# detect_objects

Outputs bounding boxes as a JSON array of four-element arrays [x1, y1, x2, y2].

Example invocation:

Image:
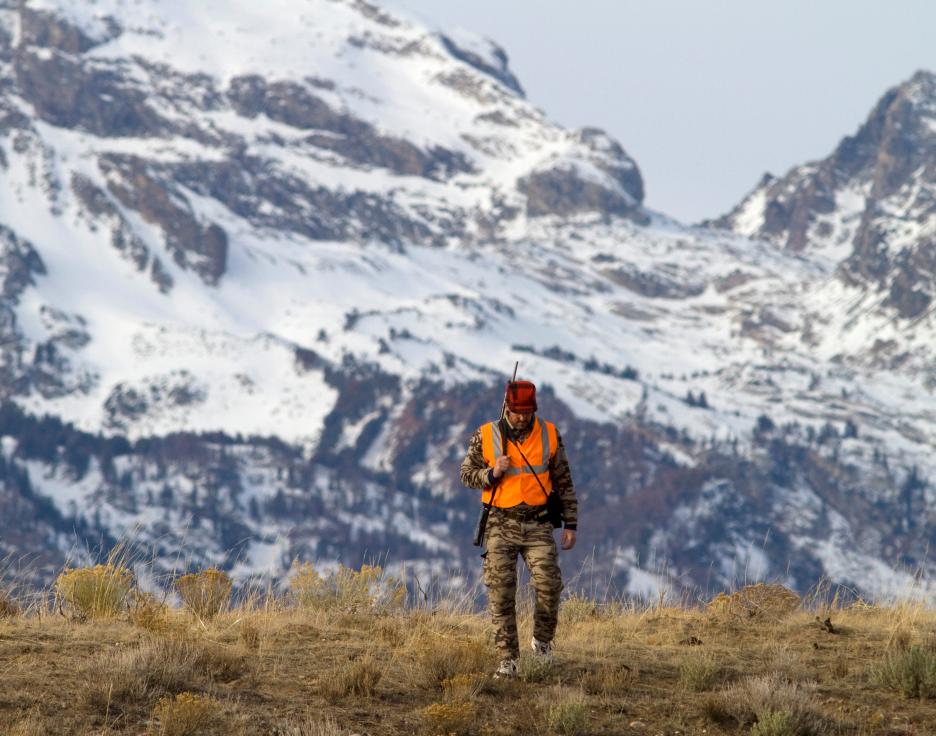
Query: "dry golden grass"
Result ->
[[707, 582, 802, 620], [3, 566, 936, 734], [128, 591, 171, 632], [80, 629, 246, 718], [406, 633, 493, 692], [678, 648, 721, 691], [418, 700, 476, 735], [541, 686, 589, 736], [274, 714, 350, 736], [289, 562, 405, 614], [0, 589, 19, 618], [55, 563, 134, 620], [174, 568, 232, 620], [6, 706, 45, 736], [149, 692, 224, 736], [716, 673, 830, 734], [321, 654, 383, 702]]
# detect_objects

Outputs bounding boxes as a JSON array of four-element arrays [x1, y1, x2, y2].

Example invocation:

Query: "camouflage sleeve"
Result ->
[[550, 430, 578, 529], [460, 427, 492, 490]]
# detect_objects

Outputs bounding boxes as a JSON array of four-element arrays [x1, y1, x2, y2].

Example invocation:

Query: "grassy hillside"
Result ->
[[1, 566, 935, 735]]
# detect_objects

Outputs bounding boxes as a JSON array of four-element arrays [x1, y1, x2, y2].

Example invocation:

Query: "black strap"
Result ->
[[507, 432, 553, 501]]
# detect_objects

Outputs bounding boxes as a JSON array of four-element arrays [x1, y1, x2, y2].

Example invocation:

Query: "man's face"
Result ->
[[506, 409, 533, 429]]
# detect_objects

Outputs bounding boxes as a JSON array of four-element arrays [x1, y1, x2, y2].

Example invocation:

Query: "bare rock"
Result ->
[[100, 155, 227, 285], [437, 33, 525, 97]]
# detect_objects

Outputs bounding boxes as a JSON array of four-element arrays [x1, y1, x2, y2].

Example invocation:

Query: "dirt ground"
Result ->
[[2, 584, 936, 735]]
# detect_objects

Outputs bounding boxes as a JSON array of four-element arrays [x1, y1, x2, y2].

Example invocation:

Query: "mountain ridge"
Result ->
[[0, 1, 935, 602]]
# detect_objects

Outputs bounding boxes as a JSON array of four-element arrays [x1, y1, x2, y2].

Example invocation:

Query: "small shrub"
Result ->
[[718, 674, 828, 735], [290, 562, 405, 614], [441, 672, 487, 701], [871, 645, 936, 698], [545, 689, 589, 736], [419, 701, 476, 736], [751, 710, 796, 736], [707, 583, 800, 620], [150, 692, 222, 736], [175, 568, 232, 620], [411, 638, 493, 691], [679, 650, 720, 692], [322, 656, 382, 702], [239, 619, 261, 650], [0, 590, 19, 618], [761, 642, 801, 680], [519, 655, 554, 683], [129, 592, 170, 632], [559, 594, 599, 624], [55, 564, 133, 620]]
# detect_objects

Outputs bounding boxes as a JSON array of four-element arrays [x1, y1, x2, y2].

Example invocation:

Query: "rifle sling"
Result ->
[[507, 431, 554, 500]]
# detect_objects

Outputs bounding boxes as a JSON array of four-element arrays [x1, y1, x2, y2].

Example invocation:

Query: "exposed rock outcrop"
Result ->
[[519, 128, 646, 221], [100, 156, 227, 285], [715, 71, 936, 319], [438, 34, 525, 97]]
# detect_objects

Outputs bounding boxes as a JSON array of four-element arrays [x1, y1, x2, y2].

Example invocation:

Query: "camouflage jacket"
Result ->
[[460, 417, 578, 529]]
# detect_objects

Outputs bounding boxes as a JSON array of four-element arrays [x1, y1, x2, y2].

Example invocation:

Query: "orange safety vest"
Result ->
[[480, 417, 557, 508]]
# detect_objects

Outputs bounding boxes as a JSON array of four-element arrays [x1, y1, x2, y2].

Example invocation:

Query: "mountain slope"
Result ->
[[714, 71, 936, 322], [0, 1, 934, 601]]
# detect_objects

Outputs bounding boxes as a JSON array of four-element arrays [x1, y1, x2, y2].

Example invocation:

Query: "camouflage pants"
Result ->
[[482, 509, 563, 659]]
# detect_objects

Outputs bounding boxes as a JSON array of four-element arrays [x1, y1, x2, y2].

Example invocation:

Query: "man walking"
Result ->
[[460, 380, 578, 678]]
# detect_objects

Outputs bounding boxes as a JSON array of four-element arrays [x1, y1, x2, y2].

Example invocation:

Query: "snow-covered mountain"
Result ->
[[1, 0, 935, 601]]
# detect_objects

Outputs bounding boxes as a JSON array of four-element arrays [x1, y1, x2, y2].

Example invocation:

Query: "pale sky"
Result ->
[[398, 0, 936, 224]]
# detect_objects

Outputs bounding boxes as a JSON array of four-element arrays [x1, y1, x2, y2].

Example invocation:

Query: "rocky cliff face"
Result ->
[[1, 1, 935, 601], [714, 71, 936, 320]]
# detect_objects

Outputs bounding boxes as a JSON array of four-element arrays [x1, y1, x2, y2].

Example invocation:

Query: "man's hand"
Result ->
[[560, 529, 576, 551], [491, 455, 511, 479]]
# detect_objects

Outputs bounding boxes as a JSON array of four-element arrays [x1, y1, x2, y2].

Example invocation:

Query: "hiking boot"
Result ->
[[494, 657, 519, 679], [531, 637, 554, 662]]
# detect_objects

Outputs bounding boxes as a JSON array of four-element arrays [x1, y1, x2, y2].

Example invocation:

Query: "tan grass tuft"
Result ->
[[274, 715, 350, 736], [7, 706, 44, 736], [289, 562, 405, 614], [707, 583, 801, 620], [238, 618, 261, 650], [678, 649, 721, 692], [760, 641, 804, 681], [559, 594, 600, 624], [750, 709, 796, 736], [441, 672, 487, 701], [419, 701, 476, 736], [409, 637, 493, 691], [0, 589, 19, 618], [518, 654, 554, 683], [175, 568, 232, 620], [542, 687, 589, 736], [129, 591, 170, 632], [149, 692, 224, 736], [870, 645, 936, 698], [581, 662, 636, 698], [718, 674, 829, 734], [321, 655, 382, 702], [82, 631, 246, 713], [55, 564, 133, 620]]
